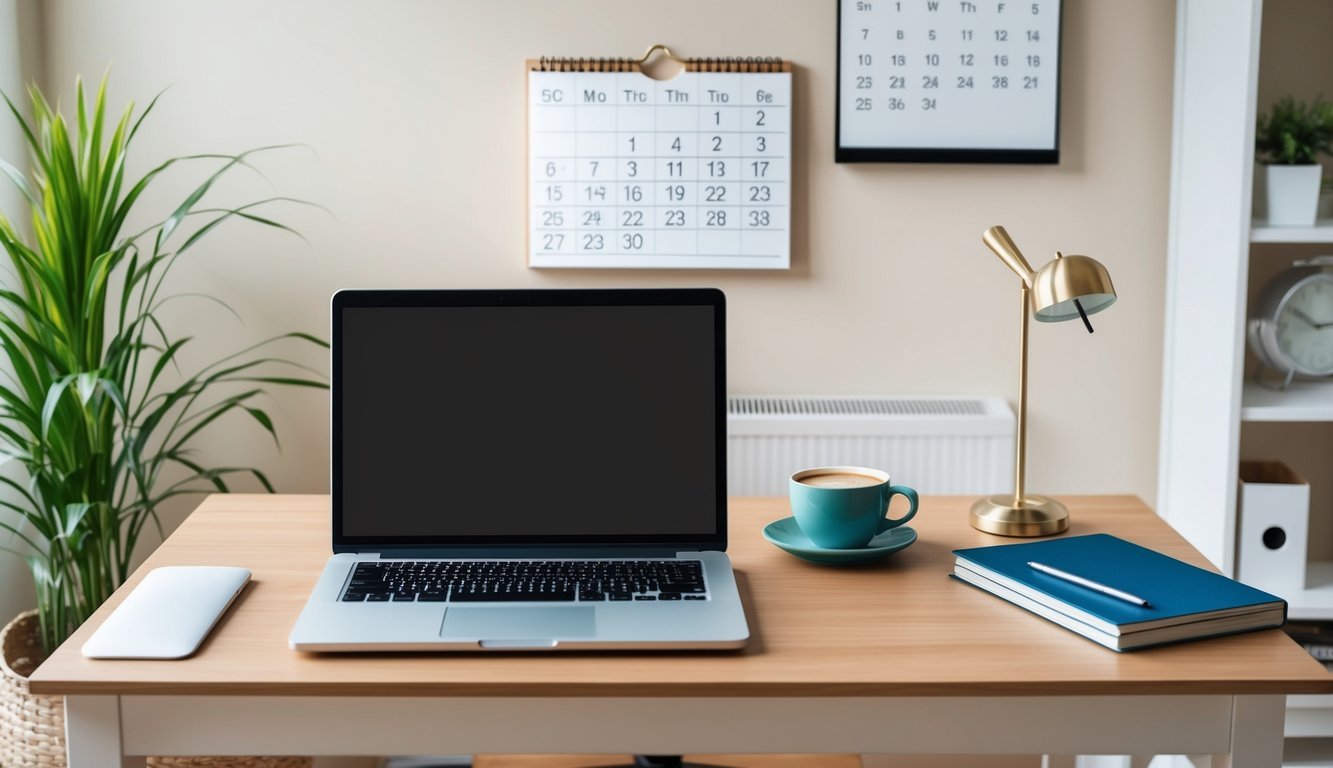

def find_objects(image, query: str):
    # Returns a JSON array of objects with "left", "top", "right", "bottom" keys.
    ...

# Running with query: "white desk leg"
[
  {"left": 1200, "top": 694, "right": 1286, "bottom": 768},
  {"left": 65, "top": 695, "right": 144, "bottom": 768}
]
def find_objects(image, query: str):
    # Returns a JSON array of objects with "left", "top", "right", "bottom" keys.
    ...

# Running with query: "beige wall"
[
  {"left": 16, "top": 0, "right": 1173, "bottom": 558},
  {"left": 0, "top": 0, "right": 42, "bottom": 625}
]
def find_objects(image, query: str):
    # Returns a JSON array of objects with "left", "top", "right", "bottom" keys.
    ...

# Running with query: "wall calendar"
[
  {"left": 837, "top": 0, "right": 1062, "bottom": 163},
  {"left": 527, "top": 50, "right": 792, "bottom": 270}
]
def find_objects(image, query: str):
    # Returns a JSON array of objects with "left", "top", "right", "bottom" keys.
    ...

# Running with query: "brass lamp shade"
[
  {"left": 971, "top": 226, "right": 1117, "bottom": 537},
  {"left": 1032, "top": 255, "right": 1117, "bottom": 322}
]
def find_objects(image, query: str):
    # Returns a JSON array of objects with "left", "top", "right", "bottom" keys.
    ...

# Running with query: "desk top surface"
[{"left": 29, "top": 494, "right": 1333, "bottom": 697}]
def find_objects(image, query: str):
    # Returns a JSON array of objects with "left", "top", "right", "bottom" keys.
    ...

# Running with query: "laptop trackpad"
[{"left": 440, "top": 606, "right": 596, "bottom": 642}]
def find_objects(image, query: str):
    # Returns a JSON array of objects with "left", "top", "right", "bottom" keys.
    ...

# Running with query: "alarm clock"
[{"left": 1248, "top": 256, "right": 1333, "bottom": 381}]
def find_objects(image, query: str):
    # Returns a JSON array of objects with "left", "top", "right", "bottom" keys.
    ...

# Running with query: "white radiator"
[{"left": 727, "top": 395, "right": 1015, "bottom": 496}]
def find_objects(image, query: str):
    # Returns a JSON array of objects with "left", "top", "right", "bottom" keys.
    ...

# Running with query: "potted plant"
[
  {"left": 0, "top": 76, "right": 324, "bottom": 765},
  {"left": 1256, "top": 95, "right": 1333, "bottom": 226}
]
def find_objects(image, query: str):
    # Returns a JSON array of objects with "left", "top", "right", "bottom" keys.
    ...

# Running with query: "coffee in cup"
[
  {"left": 795, "top": 472, "right": 882, "bottom": 489},
  {"left": 789, "top": 466, "right": 919, "bottom": 549}
]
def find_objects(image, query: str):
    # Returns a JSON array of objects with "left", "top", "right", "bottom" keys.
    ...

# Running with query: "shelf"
[
  {"left": 1241, "top": 381, "right": 1333, "bottom": 421},
  {"left": 1252, "top": 219, "right": 1333, "bottom": 243},
  {"left": 1284, "top": 563, "right": 1333, "bottom": 620}
]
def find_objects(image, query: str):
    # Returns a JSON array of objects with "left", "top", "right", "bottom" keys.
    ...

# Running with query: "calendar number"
[
  {"left": 665, "top": 210, "right": 686, "bottom": 227},
  {"left": 748, "top": 210, "right": 770, "bottom": 227},
  {"left": 706, "top": 211, "right": 727, "bottom": 227},
  {"left": 542, "top": 211, "right": 563, "bottom": 227},
  {"left": 623, "top": 185, "right": 643, "bottom": 203},
  {"left": 542, "top": 234, "right": 564, "bottom": 251},
  {"left": 582, "top": 234, "right": 604, "bottom": 251},
  {"left": 750, "top": 160, "right": 770, "bottom": 177},
  {"left": 992, "top": 76, "right": 1009, "bottom": 89},
  {"left": 665, "top": 184, "right": 686, "bottom": 201},
  {"left": 1023, "top": 76, "right": 1038, "bottom": 89},
  {"left": 622, "top": 233, "right": 644, "bottom": 250},
  {"left": 707, "top": 161, "right": 727, "bottom": 178},
  {"left": 749, "top": 185, "right": 771, "bottom": 202},
  {"left": 705, "top": 185, "right": 727, "bottom": 202},
  {"left": 622, "top": 211, "right": 643, "bottom": 227}
]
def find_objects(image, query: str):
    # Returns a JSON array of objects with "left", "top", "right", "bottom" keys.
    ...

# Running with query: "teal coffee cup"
[{"left": 789, "top": 466, "right": 919, "bottom": 549}]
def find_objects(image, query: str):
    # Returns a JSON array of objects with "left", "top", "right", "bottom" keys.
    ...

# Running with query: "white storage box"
[{"left": 1237, "top": 460, "right": 1310, "bottom": 593}]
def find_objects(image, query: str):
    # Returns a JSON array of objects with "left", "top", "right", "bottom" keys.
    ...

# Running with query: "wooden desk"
[{"left": 30, "top": 495, "right": 1333, "bottom": 767}]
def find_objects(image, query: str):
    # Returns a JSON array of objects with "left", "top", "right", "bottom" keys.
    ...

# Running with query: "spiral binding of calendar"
[{"left": 536, "top": 54, "right": 786, "bottom": 73}]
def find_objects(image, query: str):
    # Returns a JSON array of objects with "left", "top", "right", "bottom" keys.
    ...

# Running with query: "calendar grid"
[
  {"left": 528, "top": 64, "right": 792, "bottom": 269},
  {"left": 835, "top": 0, "right": 1061, "bottom": 163}
]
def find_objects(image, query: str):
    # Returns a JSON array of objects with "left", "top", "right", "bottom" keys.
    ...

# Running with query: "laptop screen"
[{"left": 332, "top": 289, "right": 725, "bottom": 550}]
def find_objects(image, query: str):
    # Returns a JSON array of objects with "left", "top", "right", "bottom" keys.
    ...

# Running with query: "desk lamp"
[{"left": 971, "top": 225, "right": 1117, "bottom": 537}]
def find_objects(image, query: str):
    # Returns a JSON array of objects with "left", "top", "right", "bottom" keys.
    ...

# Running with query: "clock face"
[{"left": 1276, "top": 275, "right": 1333, "bottom": 374}]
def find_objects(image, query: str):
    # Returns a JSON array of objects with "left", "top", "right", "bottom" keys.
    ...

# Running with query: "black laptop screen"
[{"left": 333, "top": 290, "right": 724, "bottom": 548}]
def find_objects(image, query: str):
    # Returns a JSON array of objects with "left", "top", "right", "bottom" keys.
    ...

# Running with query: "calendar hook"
[{"left": 636, "top": 44, "right": 687, "bottom": 66}]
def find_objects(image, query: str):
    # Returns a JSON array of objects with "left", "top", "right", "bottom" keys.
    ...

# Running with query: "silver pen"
[{"left": 1027, "top": 561, "right": 1151, "bottom": 608}]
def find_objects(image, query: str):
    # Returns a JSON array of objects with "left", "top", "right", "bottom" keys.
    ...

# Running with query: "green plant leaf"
[{"left": 0, "top": 75, "right": 327, "bottom": 655}]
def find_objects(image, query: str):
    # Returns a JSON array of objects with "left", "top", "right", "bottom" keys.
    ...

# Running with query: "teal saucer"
[{"left": 762, "top": 517, "right": 917, "bottom": 565}]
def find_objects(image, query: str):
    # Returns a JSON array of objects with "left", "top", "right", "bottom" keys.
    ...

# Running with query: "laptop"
[{"left": 289, "top": 288, "right": 750, "bottom": 651}]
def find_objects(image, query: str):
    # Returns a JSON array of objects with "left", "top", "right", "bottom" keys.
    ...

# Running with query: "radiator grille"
[{"left": 729, "top": 397, "right": 987, "bottom": 417}]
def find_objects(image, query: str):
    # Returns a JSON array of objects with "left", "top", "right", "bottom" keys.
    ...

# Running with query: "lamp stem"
[{"left": 1014, "top": 283, "right": 1029, "bottom": 508}]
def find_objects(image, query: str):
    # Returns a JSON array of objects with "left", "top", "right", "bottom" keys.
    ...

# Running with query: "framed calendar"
[
  {"left": 527, "top": 50, "right": 792, "bottom": 269},
  {"left": 836, "top": 0, "right": 1062, "bottom": 163}
]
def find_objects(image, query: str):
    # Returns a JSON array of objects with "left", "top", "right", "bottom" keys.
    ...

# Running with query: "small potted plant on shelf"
[
  {"left": 1256, "top": 95, "right": 1333, "bottom": 227},
  {"left": 0, "top": 75, "right": 324, "bottom": 767}
]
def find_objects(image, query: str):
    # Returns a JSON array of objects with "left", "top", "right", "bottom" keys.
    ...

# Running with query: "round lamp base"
[{"left": 969, "top": 495, "right": 1070, "bottom": 537}]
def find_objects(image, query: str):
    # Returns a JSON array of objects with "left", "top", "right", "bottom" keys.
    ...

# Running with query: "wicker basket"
[
  {"left": 0, "top": 610, "right": 65, "bottom": 767},
  {"left": 2, "top": 610, "right": 312, "bottom": 768}
]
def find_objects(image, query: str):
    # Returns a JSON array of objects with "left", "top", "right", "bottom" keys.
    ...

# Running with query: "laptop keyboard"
[{"left": 341, "top": 559, "right": 707, "bottom": 603}]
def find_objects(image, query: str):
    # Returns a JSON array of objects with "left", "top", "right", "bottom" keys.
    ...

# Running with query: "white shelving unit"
[
  {"left": 1163, "top": 0, "right": 1333, "bottom": 617},
  {"left": 1162, "top": 0, "right": 1333, "bottom": 754}
]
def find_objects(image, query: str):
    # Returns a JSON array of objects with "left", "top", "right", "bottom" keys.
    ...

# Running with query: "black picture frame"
[{"left": 835, "top": 0, "right": 1063, "bottom": 164}]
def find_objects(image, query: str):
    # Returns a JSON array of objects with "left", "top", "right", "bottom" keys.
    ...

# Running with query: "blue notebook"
[{"left": 953, "top": 534, "right": 1287, "bottom": 651}]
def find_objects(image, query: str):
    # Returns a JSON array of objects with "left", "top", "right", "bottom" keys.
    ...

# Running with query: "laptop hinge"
[{"left": 344, "top": 545, "right": 690, "bottom": 559}]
